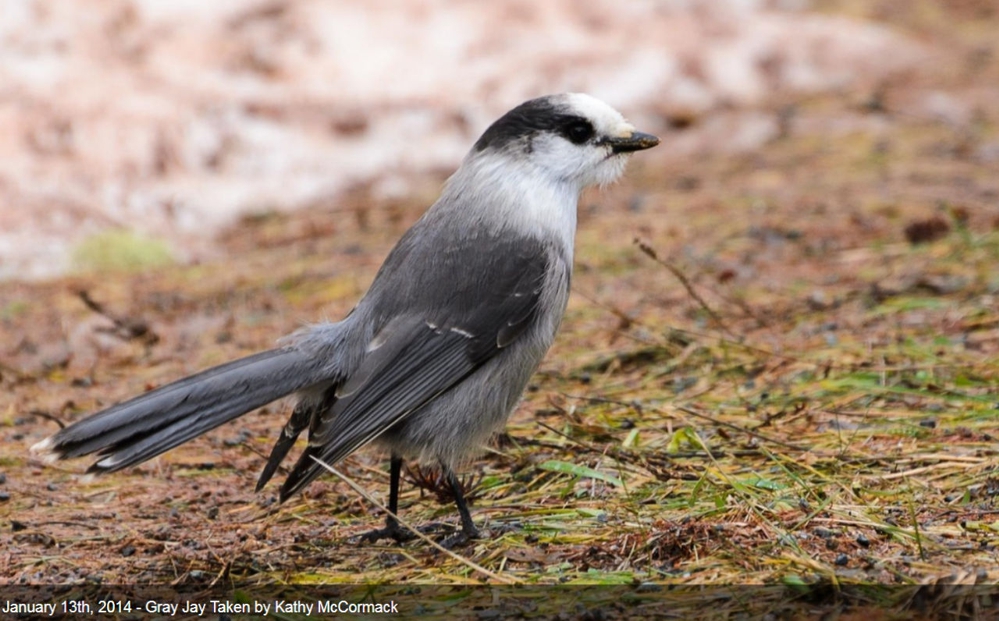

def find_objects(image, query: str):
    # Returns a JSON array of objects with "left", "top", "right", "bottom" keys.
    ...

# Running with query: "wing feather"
[{"left": 277, "top": 238, "right": 555, "bottom": 499}]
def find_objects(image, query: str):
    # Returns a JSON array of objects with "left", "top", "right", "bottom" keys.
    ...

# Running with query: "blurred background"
[
  {"left": 0, "top": 0, "right": 971, "bottom": 279},
  {"left": 3, "top": 0, "right": 999, "bottom": 590}
]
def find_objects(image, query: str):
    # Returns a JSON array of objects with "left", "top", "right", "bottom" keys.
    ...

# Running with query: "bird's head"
[{"left": 471, "top": 93, "right": 659, "bottom": 190}]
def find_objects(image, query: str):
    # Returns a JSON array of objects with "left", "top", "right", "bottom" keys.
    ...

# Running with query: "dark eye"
[{"left": 562, "top": 119, "right": 595, "bottom": 145}]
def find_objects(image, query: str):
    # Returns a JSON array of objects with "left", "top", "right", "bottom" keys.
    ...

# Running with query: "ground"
[{"left": 1, "top": 1, "right": 998, "bottom": 619}]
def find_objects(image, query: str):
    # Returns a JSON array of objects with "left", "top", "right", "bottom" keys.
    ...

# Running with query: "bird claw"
[
  {"left": 438, "top": 526, "right": 480, "bottom": 549},
  {"left": 358, "top": 524, "right": 412, "bottom": 544},
  {"left": 357, "top": 520, "right": 452, "bottom": 545}
]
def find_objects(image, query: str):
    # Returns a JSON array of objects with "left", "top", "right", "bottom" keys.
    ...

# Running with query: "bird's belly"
[
  {"left": 376, "top": 323, "right": 554, "bottom": 468},
  {"left": 377, "top": 257, "right": 570, "bottom": 467}
]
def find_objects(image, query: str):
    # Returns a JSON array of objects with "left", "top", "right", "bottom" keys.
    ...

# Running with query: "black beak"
[{"left": 605, "top": 131, "right": 660, "bottom": 154}]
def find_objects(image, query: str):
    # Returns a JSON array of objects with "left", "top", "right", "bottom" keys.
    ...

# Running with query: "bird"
[{"left": 31, "top": 93, "right": 659, "bottom": 545}]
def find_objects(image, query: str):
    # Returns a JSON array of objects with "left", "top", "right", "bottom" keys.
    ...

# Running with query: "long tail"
[{"left": 31, "top": 348, "right": 326, "bottom": 473}]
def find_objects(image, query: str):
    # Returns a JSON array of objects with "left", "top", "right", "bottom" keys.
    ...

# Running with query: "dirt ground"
[{"left": 2, "top": 1, "right": 998, "bottom": 618}]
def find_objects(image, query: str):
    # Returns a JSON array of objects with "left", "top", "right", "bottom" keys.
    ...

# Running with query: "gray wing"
[{"left": 278, "top": 234, "right": 552, "bottom": 499}]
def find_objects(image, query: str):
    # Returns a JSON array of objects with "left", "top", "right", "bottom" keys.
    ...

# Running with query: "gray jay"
[{"left": 32, "top": 93, "right": 659, "bottom": 545}]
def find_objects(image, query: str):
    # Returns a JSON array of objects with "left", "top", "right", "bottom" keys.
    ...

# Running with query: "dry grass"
[{"left": 2, "top": 1, "right": 999, "bottom": 618}]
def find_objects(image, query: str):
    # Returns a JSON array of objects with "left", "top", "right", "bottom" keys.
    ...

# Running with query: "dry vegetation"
[{"left": 2, "top": 1, "right": 998, "bottom": 618}]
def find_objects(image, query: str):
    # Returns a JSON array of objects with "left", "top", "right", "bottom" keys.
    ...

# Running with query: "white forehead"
[{"left": 562, "top": 93, "right": 634, "bottom": 137}]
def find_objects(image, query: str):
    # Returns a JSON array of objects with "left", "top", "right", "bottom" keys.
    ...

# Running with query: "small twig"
[
  {"left": 76, "top": 289, "right": 159, "bottom": 345},
  {"left": 28, "top": 409, "right": 66, "bottom": 430},
  {"left": 634, "top": 238, "right": 736, "bottom": 339},
  {"left": 675, "top": 406, "right": 809, "bottom": 452},
  {"left": 536, "top": 421, "right": 599, "bottom": 452},
  {"left": 571, "top": 289, "right": 636, "bottom": 332},
  {"left": 648, "top": 449, "right": 766, "bottom": 459},
  {"left": 208, "top": 560, "right": 231, "bottom": 588},
  {"left": 562, "top": 393, "right": 807, "bottom": 453},
  {"left": 905, "top": 478, "right": 927, "bottom": 562},
  {"left": 574, "top": 287, "right": 815, "bottom": 367},
  {"left": 309, "top": 456, "right": 518, "bottom": 585},
  {"left": 22, "top": 520, "right": 102, "bottom": 531},
  {"left": 536, "top": 405, "right": 773, "bottom": 466},
  {"left": 562, "top": 394, "right": 645, "bottom": 417}
]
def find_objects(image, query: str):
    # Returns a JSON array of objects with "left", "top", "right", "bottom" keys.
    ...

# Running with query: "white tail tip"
[{"left": 29, "top": 437, "right": 60, "bottom": 463}]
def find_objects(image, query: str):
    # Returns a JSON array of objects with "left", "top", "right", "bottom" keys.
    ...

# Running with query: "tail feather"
[
  {"left": 255, "top": 384, "right": 337, "bottom": 492},
  {"left": 279, "top": 445, "right": 328, "bottom": 502},
  {"left": 32, "top": 348, "right": 326, "bottom": 473},
  {"left": 255, "top": 401, "right": 311, "bottom": 492}
]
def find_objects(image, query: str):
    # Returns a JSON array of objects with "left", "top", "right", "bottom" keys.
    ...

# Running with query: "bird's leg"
[
  {"left": 386, "top": 454, "right": 402, "bottom": 530},
  {"left": 439, "top": 463, "right": 481, "bottom": 548},
  {"left": 359, "top": 455, "right": 411, "bottom": 543}
]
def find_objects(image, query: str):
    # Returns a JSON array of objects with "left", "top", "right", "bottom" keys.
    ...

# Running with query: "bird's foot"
[
  {"left": 357, "top": 520, "right": 452, "bottom": 545},
  {"left": 489, "top": 521, "right": 521, "bottom": 536},
  {"left": 437, "top": 524, "right": 481, "bottom": 549},
  {"left": 358, "top": 523, "right": 411, "bottom": 544}
]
